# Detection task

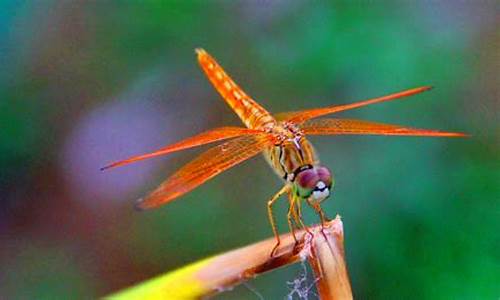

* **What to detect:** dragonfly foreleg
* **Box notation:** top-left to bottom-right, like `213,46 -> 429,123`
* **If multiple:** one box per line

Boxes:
308,201 -> 330,230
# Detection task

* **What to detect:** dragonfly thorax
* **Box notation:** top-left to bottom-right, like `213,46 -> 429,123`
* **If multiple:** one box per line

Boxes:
263,122 -> 322,185
264,121 -> 303,144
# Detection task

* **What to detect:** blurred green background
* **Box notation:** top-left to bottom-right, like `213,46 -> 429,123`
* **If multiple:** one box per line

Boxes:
1,1 -> 498,299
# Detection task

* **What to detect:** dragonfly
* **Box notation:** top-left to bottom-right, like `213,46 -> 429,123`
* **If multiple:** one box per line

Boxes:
102,49 -> 466,255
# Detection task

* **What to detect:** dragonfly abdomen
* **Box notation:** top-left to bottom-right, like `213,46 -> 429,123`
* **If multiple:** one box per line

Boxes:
196,49 -> 275,130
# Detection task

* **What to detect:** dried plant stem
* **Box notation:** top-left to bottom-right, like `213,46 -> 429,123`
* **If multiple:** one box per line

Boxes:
106,215 -> 351,299
307,217 -> 353,299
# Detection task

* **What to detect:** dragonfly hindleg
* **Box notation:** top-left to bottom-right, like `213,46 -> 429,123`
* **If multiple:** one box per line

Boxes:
267,185 -> 290,257
286,193 -> 299,245
293,197 -> 313,239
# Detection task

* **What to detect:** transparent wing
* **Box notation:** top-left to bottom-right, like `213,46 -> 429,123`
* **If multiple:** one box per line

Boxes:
276,86 -> 432,123
136,133 -> 275,210
302,118 -> 467,137
101,127 -> 262,170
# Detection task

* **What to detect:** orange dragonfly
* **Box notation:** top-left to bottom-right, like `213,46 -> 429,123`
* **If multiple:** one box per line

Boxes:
103,49 -> 466,255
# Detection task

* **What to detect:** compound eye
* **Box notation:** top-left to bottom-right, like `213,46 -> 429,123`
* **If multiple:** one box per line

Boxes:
295,169 -> 319,198
296,169 -> 319,191
316,166 -> 333,188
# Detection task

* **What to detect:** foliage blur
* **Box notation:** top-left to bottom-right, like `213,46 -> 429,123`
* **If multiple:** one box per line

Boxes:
0,1 -> 498,299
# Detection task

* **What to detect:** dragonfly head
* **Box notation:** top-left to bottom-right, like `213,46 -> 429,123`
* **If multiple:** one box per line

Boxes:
294,165 -> 333,204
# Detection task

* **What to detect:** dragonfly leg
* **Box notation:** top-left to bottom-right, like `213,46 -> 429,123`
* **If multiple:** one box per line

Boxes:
286,193 -> 299,246
268,185 -> 290,257
295,198 -> 313,237
309,202 -> 329,231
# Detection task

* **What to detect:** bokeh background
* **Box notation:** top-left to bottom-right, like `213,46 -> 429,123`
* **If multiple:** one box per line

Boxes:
1,1 -> 498,299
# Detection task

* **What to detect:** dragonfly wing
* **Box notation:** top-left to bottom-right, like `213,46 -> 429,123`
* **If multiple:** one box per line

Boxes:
135,133 -> 275,210
101,127 -> 262,170
302,118 -> 467,137
276,86 -> 432,123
